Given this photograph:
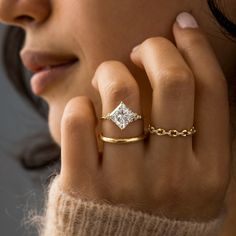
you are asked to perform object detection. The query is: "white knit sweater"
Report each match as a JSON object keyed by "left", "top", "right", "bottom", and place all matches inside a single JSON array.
[{"left": 41, "top": 176, "right": 225, "bottom": 236}]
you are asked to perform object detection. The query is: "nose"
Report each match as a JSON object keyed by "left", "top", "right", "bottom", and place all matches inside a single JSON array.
[{"left": 0, "top": 0, "right": 51, "bottom": 27}]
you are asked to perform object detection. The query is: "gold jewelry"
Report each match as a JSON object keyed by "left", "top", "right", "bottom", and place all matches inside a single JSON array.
[
  {"left": 148, "top": 124, "right": 196, "bottom": 137},
  {"left": 101, "top": 101, "right": 142, "bottom": 130},
  {"left": 99, "top": 133, "right": 148, "bottom": 144}
]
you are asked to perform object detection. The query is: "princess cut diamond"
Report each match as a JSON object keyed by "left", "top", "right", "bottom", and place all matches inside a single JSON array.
[{"left": 108, "top": 102, "right": 141, "bottom": 130}]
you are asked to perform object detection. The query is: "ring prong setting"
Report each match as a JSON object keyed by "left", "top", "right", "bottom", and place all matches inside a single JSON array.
[{"left": 102, "top": 101, "right": 142, "bottom": 130}]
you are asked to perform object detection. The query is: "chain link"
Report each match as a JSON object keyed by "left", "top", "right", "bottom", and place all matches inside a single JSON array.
[{"left": 148, "top": 125, "right": 196, "bottom": 137}]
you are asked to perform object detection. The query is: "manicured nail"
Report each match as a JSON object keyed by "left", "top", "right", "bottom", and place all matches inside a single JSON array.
[
  {"left": 131, "top": 44, "right": 140, "bottom": 53},
  {"left": 176, "top": 12, "right": 199, "bottom": 29}
]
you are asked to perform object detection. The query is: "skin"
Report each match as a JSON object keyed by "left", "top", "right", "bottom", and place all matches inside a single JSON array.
[{"left": 0, "top": 0, "right": 236, "bottom": 234}]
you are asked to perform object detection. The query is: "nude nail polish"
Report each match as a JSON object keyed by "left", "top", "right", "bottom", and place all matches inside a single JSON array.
[{"left": 176, "top": 12, "right": 199, "bottom": 29}]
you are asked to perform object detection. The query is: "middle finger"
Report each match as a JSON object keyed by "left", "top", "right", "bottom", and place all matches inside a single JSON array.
[{"left": 131, "top": 37, "right": 195, "bottom": 153}]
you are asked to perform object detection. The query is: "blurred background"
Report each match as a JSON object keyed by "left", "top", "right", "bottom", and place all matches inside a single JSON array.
[{"left": 0, "top": 24, "right": 59, "bottom": 236}]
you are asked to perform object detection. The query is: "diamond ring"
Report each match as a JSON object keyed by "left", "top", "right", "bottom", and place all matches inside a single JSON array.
[{"left": 101, "top": 101, "right": 142, "bottom": 130}]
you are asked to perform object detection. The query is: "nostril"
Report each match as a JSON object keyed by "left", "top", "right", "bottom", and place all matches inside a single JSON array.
[
  {"left": 1, "top": 0, "right": 51, "bottom": 27},
  {"left": 15, "top": 15, "right": 34, "bottom": 24}
]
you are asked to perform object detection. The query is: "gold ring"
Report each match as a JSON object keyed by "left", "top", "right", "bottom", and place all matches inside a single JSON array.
[
  {"left": 148, "top": 124, "right": 196, "bottom": 137},
  {"left": 99, "top": 133, "right": 148, "bottom": 144},
  {"left": 101, "top": 101, "right": 142, "bottom": 130}
]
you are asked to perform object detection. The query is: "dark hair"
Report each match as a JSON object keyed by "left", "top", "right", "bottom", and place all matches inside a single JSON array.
[
  {"left": 1, "top": 0, "right": 236, "bottom": 169},
  {"left": 207, "top": 0, "right": 236, "bottom": 40},
  {"left": 2, "top": 27, "right": 60, "bottom": 170}
]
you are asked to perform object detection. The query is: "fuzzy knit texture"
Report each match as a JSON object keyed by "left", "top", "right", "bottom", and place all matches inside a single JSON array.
[{"left": 41, "top": 176, "right": 225, "bottom": 236}]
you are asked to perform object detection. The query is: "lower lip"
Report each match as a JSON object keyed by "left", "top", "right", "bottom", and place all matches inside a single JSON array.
[{"left": 30, "top": 60, "right": 78, "bottom": 95}]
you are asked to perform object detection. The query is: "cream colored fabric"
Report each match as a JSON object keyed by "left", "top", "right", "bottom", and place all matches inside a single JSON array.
[{"left": 42, "top": 176, "right": 225, "bottom": 236}]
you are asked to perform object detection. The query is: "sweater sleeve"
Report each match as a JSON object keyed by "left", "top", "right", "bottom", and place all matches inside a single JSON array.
[{"left": 41, "top": 176, "right": 225, "bottom": 236}]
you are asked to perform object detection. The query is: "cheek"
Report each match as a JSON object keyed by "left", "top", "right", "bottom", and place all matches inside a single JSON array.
[
  {"left": 66, "top": 4, "right": 176, "bottom": 74},
  {"left": 63, "top": 2, "right": 144, "bottom": 71},
  {"left": 47, "top": 91, "right": 102, "bottom": 147},
  {"left": 45, "top": 76, "right": 102, "bottom": 147}
]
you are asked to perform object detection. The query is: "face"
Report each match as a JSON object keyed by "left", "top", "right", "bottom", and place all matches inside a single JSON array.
[{"left": 0, "top": 0, "right": 235, "bottom": 145}]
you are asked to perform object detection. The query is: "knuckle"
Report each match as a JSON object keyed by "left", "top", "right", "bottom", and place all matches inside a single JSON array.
[
  {"left": 199, "top": 171, "right": 228, "bottom": 198},
  {"left": 153, "top": 172, "right": 185, "bottom": 199},
  {"left": 106, "top": 81, "right": 139, "bottom": 101},
  {"left": 109, "top": 181, "right": 142, "bottom": 203},
  {"left": 95, "top": 60, "right": 139, "bottom": 101},
  {"left": 201, "top": 182, "right": 224, "bottom": 201},
  {"left": 62, "top": 112, "right": 93, "bottom": 133},
  {"left": 142, "top": 37, "right": 170, "bottom": 50},
  {"left": 62, "top": 97, "right": 95, "bottom": 131},
  {"left": 183, "top": 31, "right": 206, "bottom": 51},
  {"left": 62, "top": 112, "right": 82, "bottom": 131},
  {"left": 158, "top": 68, "right": 194, "bottom": 95},
  {"left": 96, "top": 60, "right": 124, "bottom": 77}
]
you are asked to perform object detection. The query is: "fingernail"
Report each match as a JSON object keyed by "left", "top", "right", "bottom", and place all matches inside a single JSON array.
[
  {"left": 131, "top": 44, "right": 140, "bottom": 53},
  {"left": 176, "top": 12, "right": 199, "bottom": 29}
]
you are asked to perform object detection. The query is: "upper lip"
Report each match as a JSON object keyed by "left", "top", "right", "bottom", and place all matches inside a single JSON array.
[{"left": 20, "top": 49, "right": 79, "bottom": 73}]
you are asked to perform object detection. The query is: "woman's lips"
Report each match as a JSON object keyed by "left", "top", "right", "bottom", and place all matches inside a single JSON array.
[
  {"left": 30, "top": 59, "right": 78, "bottom": 95},
  {"left": 20, "top": 50, "right": 79, "bottom": 95}
]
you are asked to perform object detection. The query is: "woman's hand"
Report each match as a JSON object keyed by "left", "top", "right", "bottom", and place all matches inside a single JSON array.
[{"left": 59, "top": 12, "right": 231, "bottom": 221}]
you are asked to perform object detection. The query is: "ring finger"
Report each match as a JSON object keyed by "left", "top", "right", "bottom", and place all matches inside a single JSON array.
[{"left": 92, "top": 61, "right": 145, "bottom": 186}]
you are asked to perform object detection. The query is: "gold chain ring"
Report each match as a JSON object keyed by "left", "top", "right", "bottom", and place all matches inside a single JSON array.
[{"left": 148, "top": 124, "right": 196, "bottom": 137}]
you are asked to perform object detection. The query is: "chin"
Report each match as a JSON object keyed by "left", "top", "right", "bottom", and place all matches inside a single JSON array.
[
  {"left": 49, "top": 125, "right": 61, "bottom": 147},
  {"left": 48, "top": 118, "right": 61, "bottom": 147},
  {"left": 47, "top": 105, "right": 63, "bottom": 147}
]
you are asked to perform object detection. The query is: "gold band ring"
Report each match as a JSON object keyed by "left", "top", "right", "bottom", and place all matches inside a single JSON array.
[
  {"left": 99, "top": 133, "right": 148, "bottom": 144},
  {"left": 148, "top": 124, "right": 196, "bottom": 137}
]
